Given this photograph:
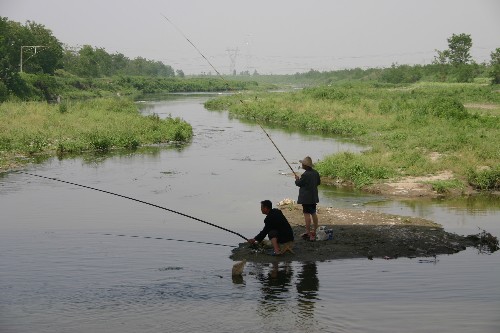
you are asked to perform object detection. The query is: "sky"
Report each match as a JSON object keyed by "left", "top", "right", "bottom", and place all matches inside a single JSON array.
[{"left": 2, "top": 0, "right": 500, "bottom": 75}]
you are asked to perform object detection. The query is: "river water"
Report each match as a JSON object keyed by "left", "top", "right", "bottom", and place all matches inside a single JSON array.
[{"left": 1, "top": 94, "right": 499, "bottom": 333}]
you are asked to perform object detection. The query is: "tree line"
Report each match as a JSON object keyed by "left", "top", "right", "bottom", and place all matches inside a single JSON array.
[
  {"left": 293, "top": 34, "right": 499, "bottom": 85},
  {"left": 1, "top": 16, "right": 499, "bottom": 102},
  {"left": 0, "top": 17, "right": 180, "bottom": 101}
]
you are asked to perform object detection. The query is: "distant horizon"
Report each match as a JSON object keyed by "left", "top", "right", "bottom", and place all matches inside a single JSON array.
[{"left": 2, "top": 0, "right": 499, "bottom": 75}]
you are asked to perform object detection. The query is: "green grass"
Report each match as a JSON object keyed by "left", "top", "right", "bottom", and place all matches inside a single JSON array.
[
  {"left": 0, "top": 98, "right": 192, "bottom": 170},
  {"left": 205, "top": 82, "right": 500, "bottom": 190},
  {"left": 425, "top": 179, "right": 465, "bottom": 194}
]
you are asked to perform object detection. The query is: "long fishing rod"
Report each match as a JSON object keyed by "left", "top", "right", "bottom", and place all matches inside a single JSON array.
[
  {"left": 19, "top": 171, "right": 248, "bottom": 241},
  {"left": 161, "top": 14, "right": 297, "bottom": 176}
]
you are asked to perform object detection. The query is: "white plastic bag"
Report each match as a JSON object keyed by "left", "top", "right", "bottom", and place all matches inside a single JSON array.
[{"left": 316, "top": 226, "right": 328, "bottom": 241}]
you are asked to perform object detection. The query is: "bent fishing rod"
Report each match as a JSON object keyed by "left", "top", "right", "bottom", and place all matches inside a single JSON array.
[
  {"left": 19, "top": 171, "right": 248, "bottom": 241},
  {"left": 161, "top": 14, "right": 297, "bottom": 177}
]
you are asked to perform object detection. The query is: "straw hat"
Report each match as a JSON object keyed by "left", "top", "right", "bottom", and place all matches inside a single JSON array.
[{"left": 299, "top": 156, "right": 313, "bottom": 167}]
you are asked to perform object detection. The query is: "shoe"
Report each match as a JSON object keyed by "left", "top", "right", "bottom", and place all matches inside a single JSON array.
[
  {"left": 309, "top": 232, "right": 316, "bottom": 241},
  {"left": 301, "top": 233, "right": 309, "bottom": 240}
]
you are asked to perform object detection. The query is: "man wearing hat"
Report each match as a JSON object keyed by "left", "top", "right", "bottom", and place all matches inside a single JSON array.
[{"left": 295, "top": 156, "right": 321, "bottom": 241}]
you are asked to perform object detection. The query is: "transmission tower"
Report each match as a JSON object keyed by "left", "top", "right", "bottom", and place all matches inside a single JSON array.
[
  {"left": 226, "top": 47, "right": 239, "bottom": 75},
  {"left": 244, "top": 34, "right": 252, "bottom": 74}
]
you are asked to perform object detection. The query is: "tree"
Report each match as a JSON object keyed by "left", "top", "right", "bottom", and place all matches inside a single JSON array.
[
  {"left": 433, "top": 33, "right": 476, "bottom": 82},
  {"left": 446, "top": 33, "right": 473, "bottom": 65},
  {"left": 433, "top": 49, "right": 449, "bottom": 65},
  {"left": 22, "top": 21, "right": 64, "bottom": 74},
  {"left": 0, "top": 17, "right": 63, "bottom": 98},
  {"left": 0, "top": 17, "right": 19, "bottom": 98},
  {"left": 490, "top": 48, "right": 500, "bottom": 84},
  {"left": 380, "top": 64, "right": 422, "bottom": 84},
  {"left": 176, "top": 69, "right": 185, "bottom": 78},
  {"left": 110, "top": 52, "right": 128, "bottom": 74},
  {"left": 434, "top": 33, "right": 473, "bottom": 65},
  {"left": 76, "top": 45, "right": 100, "bottom": 77}
]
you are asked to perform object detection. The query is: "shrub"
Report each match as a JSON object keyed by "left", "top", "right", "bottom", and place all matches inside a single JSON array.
[
  {"left": 87, "top": 132, "right": 112, "bottom": 152},
  {"left": 0, "top": 80, "right": 9, "bottom": 102},
  {"left": 58, "top": 102, "right": 68, "bottom": 113},
  {"left": 426, "top": 179, "right": 464, "bottom": 194},
  {"left": 316, "top": 152, "right": 394, "bottom": 188},
  {"left": 303, "top": 86, "right": 347, "bottom": 100},
  {"left": 415, "top": 96, "right": 469, "bottom": 120},
  {"left": 467, "top": 166, "right": 500, "bottom": 190}
]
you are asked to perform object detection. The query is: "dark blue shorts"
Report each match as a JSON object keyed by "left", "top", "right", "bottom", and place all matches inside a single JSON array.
[{"left": 302, "top": 204, "right": 317, "bottom": 214}]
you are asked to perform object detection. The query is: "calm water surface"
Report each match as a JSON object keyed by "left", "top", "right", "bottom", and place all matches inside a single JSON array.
[{"left": 1, "top": 95, "right": 499, "bottom": 333}]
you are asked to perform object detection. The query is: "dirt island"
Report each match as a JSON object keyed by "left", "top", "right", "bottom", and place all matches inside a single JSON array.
[{"left": 230, "top": 202, "right": 498, "bottom": 263}]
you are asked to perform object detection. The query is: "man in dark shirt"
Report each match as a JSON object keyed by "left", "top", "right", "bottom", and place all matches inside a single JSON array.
[
  {"left": 248, "top": 200, "right": 294, "bottom": 255},
  {"left": 295, "top": 156, "right": 321, "bottom": 241}
]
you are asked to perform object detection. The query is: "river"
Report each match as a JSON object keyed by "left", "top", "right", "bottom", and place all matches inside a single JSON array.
[{"left": 1, "top": 94, "right": 499, "bottom": 333}]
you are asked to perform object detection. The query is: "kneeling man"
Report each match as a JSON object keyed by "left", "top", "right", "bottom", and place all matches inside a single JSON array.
[{"left": 248, "top": 200, "right": 294, "bottom": 255}]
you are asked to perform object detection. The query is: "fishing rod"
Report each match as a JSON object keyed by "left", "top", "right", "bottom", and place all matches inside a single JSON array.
[
  {"left": 19, "top": 171, "right": 248, "bottom": 241},
  {"left": 161, "top": 14, "right": 297, "bottom": 176}
]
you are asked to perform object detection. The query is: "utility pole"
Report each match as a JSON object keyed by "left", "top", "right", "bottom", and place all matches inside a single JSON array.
[{"left": 20, "top": 45, "right": 47, "bottom": 73}]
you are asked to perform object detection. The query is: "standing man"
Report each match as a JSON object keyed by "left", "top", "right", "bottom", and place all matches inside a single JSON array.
[
  {"left": 248, "top": 200, "right": 294, "bottom": 256},
  {"left": 295, "top": 156, "right": 321, "bottom": 241}
]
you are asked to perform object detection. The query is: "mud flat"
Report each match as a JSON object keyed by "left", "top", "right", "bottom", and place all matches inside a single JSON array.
[{"left": 230, "top": 203, "right": 498, "bottom": 263}]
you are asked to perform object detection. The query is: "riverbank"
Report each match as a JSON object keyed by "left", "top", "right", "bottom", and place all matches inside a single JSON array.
[
  {"left": 206, "top": 82, "right": 500, "bottom": 194},
  {"left": 0, "top": 98, "right": 192, "bottom": 172},
  {"left": 230, "top": 202, "right": 499, "bottom": 263}
]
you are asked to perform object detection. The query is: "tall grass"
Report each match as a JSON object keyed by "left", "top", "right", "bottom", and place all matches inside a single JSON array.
[
  {"left": 0, "top": 98, "right": 192, "bottom": 170},
  {"left": 205, "top": 82, "right": 500, "bottom": 190}
]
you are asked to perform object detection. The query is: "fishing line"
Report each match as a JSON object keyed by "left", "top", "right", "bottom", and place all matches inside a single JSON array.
[
  {"left": 96, "top": 233, "right": 237, "bottom": 248},
  {"left": 161, "top": 14, "right": 224, "bottom": 79},
  {"left": 161, "top": 14, "right": 297, "bottom": 176},
  {"left": 19, "top": 171, "right": 248, "bottom": 241}
]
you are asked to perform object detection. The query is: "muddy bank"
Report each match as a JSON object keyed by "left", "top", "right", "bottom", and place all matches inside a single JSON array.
[
  {"left": 230, "top": 203, "right": 498, "bottom": 263},
  {"left": 322, "top": 173, "right": 479, "bottom": 199}
]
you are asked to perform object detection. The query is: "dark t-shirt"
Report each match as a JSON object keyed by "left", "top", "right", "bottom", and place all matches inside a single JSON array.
[
  {"left": 295, "top": 168, "right": 321, "bottom": 204},
  {"left": 254, "top": 208, "right": 294, "bottom": 244}
]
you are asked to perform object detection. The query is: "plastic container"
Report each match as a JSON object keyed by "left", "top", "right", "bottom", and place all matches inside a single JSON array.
[{"left": 326, "top": 229, "right": 333, "bottom": 240}]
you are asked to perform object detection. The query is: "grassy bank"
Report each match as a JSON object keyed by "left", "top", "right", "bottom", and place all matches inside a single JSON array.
[
  {"left": 0, "top": 98, "right": 192, "bottom": 171},
  {"left": 205, "top": 82, "right": 500, "bottom": 192},
  {"left": 10, "top": 72, "right": 272, "bottom": 102}
]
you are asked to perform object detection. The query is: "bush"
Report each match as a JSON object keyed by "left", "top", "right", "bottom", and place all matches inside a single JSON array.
[
  {"left": 467, "top": 166, "right": 500, "bottom": 190},
  {"left": 303, "top": 86, "right": 347, "bottom": 100},
  {"left": 415, "top": 96, "right": 469, "bottom": 120},
  {"left": 58, "top": 102, "right": 68, "bottom": 113},
  {"left": 380, "top": 64, "right": 422, "bottom": 84},
  {"left": 316, "top": 152, "right": 394, "bottom": 188},
  {"left": 0, "top": 80, "right": 9, "bottom": 102},
  {"left": 21, "top": 73, "right": 61, "bottom": 101}
]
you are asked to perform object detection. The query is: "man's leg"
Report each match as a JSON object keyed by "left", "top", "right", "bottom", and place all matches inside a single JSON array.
[
  {"left": 270, "top": 237, "right": 281, "bottom": 254},
  {"left": 312, "top": 213, "right": 319, "bottom": 234},
  {"left": 269, "top": 230, "right": 281, "bottom": 254},
  {"left": 303, "top": 213, "right": 312, "bottom": 234}
]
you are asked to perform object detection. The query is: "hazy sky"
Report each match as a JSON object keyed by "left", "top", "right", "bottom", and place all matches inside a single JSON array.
[{"left": 2, "top": 0, "right": 500, "bottom": 74}]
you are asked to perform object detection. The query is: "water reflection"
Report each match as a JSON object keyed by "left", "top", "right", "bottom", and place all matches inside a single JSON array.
[
  {"left": 252, "top": 261, "right": 320, "bottom": 326},
  {"left": 296, "top": 261, "right": 319, "bottom": 322},
  {"left": 257, "top": 262, "right": 294, "bottom": 306},
  {"left": 41, "top": 144, "right": 189, "bottom": 169}
]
